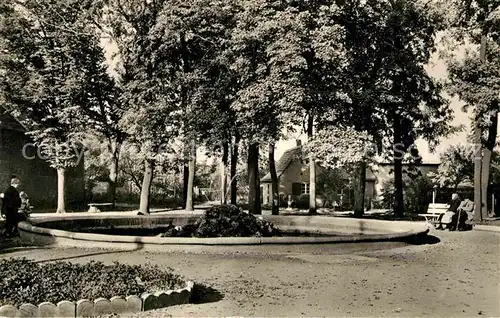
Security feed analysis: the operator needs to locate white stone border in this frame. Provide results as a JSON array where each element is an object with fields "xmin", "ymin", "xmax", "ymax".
[
  {"xmin": 0, "ymin": 281, "xmax": 194, "ymax": 317},
  {"xmin": 17, "ymin": 215, "xmax": 431, "ymax": 249}
]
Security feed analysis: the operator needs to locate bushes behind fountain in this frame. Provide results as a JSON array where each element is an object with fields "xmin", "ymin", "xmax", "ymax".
[{"xmin": 160, "ymin": 204, "xmax": 280, "ymax": 238}]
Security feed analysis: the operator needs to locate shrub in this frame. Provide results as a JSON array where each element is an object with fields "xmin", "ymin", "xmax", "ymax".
[
  {"xmin": 404, "ymin": 175, "xmax": 433, "ymax": 214},
  {"xmin": 261, "ymin": 204, "xmax": 272, "ymax": 210},
  {"xmin": 316, "ymin": 169, "xmax": 347, "ymax": 207},
  {"xmin": 380, "ymin": 181, "xmax": 395, "ymax": 210},
  {"xmin": 295, "ymin": 194, "xmax": 310, "ymax": 209},
  {"xmin": 195, "ymin": 204, "xmax": 279, "ymax": 237},
  {"xmin": 162, "ymin": 204, "xmax": 280, "ymax": 238},
  {"xmin": 0, "ymin": 258, "xmax": 185, "ymax": 307},
  {"xmin": 279, "ymin": 194, "xmax": 288, "ymax": 208},
  {"xmin": 379, "ymin": 176, "xmax": 433, "ymax": 214},
  {"xmin": 337, "ymin": 198, "xmax": 354, "ymax": 211},
  {"xmin": 371, "ymin": 198, "xmax": 386, "ymax": 210}
]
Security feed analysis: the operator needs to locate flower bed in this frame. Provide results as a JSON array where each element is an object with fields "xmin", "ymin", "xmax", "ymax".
[{"xmin": 0, "ymin": 258, "xmax": 185, "ymax": 307}]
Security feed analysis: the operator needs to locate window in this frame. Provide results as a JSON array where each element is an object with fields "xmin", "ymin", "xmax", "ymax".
[{"xmin": 301, "ymin": 182, "xmax": 310, "ymax": 194}]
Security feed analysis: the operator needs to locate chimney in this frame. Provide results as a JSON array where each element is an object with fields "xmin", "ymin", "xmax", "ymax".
[{"xmin": 296, "ymin": 139, "xmax": 302, "ymax": 147}]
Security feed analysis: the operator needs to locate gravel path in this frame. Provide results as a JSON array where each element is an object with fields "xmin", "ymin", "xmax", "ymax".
[{"xmin": 1, "ymin": 228, "xmax": 499, "ymax": 317}]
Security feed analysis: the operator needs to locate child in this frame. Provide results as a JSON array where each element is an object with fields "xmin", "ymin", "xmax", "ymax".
[{"xmin": 18, "ymin": 191, "xmax": 32, "ymax": 220}]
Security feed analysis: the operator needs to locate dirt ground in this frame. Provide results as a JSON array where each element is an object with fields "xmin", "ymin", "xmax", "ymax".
[{"xmin": 1, "ymin": 228, "xmax": 499, "ymax": 317}]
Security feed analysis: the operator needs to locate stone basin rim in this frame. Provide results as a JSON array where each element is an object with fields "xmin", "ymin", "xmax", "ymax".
[{"xmin": 18, "ymin": 214, "xmax": 430, "ymax": 246}]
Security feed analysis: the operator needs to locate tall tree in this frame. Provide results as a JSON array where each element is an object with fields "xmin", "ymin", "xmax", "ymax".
[
  {"xmin": 448, "ymin": 45, "xmax": 500, "ymax": 218},
  {"xmin": 380, "ymin": 0, "xmax": 453, "ymax": 217},
  {"xmin": 438, "ymin": 0, "xmax": 500, "ymax": 220},
  {"xmin": 319, "ymin": 0, "xmax": 377, "ymax": 217},
  {"xmin": 429, "ymin": 144, "xmax": 475, "ymax": 190},
  {"xmin": 104, "ymin": 0, "xmax": 179, "ymax": 214},
  {"xmin": 156, "ymin": 0, "xmax": 240, "ymax": 211},
  {"xmin": 229, "ymin": 0, "xmax": 349, "ymax": 214},
  {"xmin": 321, "ymin": 0, "xmax": 455, "ymax": 217},
  {"xmin": 227, "ymin": 0, "xmax": 307, "ymax": 214},
  {"xmin": 291, "ymin": 1, "xmax": 347, "ymax": 215},
  {"xmin": 78, "ymin": 60, "xmax": 126, "ymax": 209},
  {"xmin": 0, "ymin": 0, "xmax": 109, "ymax": 212}
]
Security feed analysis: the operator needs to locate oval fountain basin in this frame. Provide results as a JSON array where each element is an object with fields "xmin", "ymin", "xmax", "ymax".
[{"xmin": 18, "ymin": 214, "xmax": 430, "ymax": 250}]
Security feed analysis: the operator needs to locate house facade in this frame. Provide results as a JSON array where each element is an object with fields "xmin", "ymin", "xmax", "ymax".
[
  {"xmin": 0, "ymin": 108, "xmax": 85, "ymax": 208},
  {"xmin": 261, "ymin": 141, "xmax": 439, "ymax": 207}
]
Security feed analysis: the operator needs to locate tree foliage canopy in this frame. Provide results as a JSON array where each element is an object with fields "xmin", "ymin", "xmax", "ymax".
[
  {"xmin": 429, "ymin": 144, "xmax": 475, "ymax": 189},
  {"xmin": 305, "ymin": 127, "xmax": 375, "ymax": 169},
  {"xmin": 0, "ymin": 0, "xmax": 111, "ymax": 168}
]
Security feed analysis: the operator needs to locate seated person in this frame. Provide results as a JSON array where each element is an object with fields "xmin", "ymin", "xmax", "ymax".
[
  {"xmin": 437, "ymin": 193, "xmax": 461, "ymax": 229},
  {"xmin": 18, "ymin": 191, "xmax": 31, "ymax": 221},
  {"xmin": 454, "ymin": 199, "xmax": 474, "ymax": 231}
]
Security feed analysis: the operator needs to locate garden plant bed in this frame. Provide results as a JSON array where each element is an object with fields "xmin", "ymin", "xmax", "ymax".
[{"xmin": 0, "ymin": 258, "xmax": 194, "ymax": 317}]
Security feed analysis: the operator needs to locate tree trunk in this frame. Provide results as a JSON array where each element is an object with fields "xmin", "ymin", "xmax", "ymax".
[
  {"xmin": 481, "ymin": 112, "xmax": 498, "ymax": 218},
  {"xmin": 393, "ymin": 118, "xmax": 405, "ymax": 218},
  {"xmin": 269, "ymin": 142, "xmax": 279, "ymax": 215},
  {"xmin": 248, "ymin": 143, "xmax": 261, "ymax": 215},
  {"xmin": 220, "ymin": 160, "xmax": 226, "ymax": 204},
  {"xmin": 230, "ymin": 134, "xmax": 239, "ymax": 205},
  {"xmin": 139, "ymin": 160, "xmax": 154, "ymax": 215},
  {"xmin": 474, "ymin": 34, "xmax": 488, "ymax": 222},
  {"xmin": 186, "ymin": 141, "xmax": 196, "ymax": 211},
  {"xmin": 353, "ymin": 161, "xmax": 366, "ymax": 217},
  {"xmin": 473, "ymin": 126, "xmax": 483, "ymax": 222},
  {"xmin": 108, "ymin": 141, "xmax": 121, "ymax": 209},
  {"xmin": 56, "ymin": 168, "xmax": 66, "ymax": 213},
  {"xmin": 220, "ymin": 142, "xmax": 228, "ymax": 204},
  {"xmin": 307, "ymin": 114, "xmax": 316, "ymax": 215},
  {"xmin": 480, "ymin": 149, "xmax": 491, "ymax": 219},
  {"xmin": 182, "ymin": 159, "xmax": 189, "ymax": 208}
]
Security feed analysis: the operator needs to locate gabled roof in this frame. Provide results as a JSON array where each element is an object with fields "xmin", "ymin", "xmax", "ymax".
[
  {"xmin": 261, "ymin": 146, "xmax": 302, "ymax": 182},
  {"xmin": 0, "ymin": 106, "xmax": 27, "ymax": 132},
  {"xmin": 261, "ymin": 145, "xmax": 377, "ymax": 182},
  {"xmin": 457, "ymin": 180, "xmax": 473, "ymax": 189},
  {"xmin": 365, "ymin": 167, "xmax": 376, "ymax": 181}
]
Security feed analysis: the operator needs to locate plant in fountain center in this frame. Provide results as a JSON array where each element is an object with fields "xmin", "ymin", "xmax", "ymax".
[{"xmin": 161, "ymin": 205, "xmax": 280, "ymax": 238}]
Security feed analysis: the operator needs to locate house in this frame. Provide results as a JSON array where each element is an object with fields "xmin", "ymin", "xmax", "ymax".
[
  {"xmin": 260, "ymin": 141, "xmax": 439, "ymax": 206},
  {"xmin": 0, "ymin": 108, "xmax": 85, "ymax": 208}
]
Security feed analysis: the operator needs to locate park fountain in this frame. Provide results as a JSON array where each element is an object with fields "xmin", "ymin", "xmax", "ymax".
[{"xmin": 17, "ymin": 212, "xmax": 430, "ymax": 250}]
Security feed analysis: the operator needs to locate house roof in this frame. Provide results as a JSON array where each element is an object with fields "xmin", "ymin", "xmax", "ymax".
[
  {"xmin": 261, "ymin": 146, "xmax": 302, "ymax": 182},
  {"xmin": 365, "ymin": 167, "xmax": 376, "ymax": 181},
  {"xmin": 261, "ymin": 145, "xmax": 378, "ymax": 182},
  {"xmin": 0, "ymin": 106, "xmax": 27, "ymax": 132},
  {"xmin": 457, "ymin": 180, "xmax": 473, "ymax": 189}
]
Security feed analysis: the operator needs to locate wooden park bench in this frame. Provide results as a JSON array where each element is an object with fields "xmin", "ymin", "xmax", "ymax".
[
  {"xmin": 87, "ymin": 203, "xmax": 113, "ymax": 213},
  {"xmin": 418, "ymin": 203, "xmax": 450, "ymax": 227}
]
